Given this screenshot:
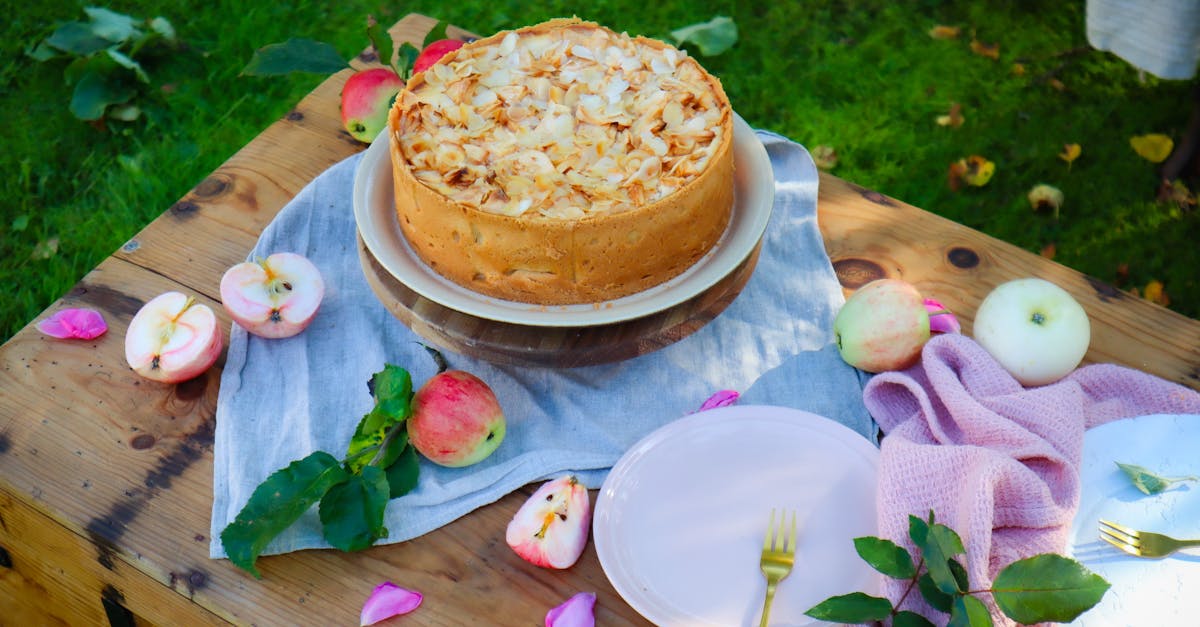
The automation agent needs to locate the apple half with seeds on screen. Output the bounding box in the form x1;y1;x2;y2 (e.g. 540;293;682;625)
220;252;324;338
505;475;590;569
125;291;223;383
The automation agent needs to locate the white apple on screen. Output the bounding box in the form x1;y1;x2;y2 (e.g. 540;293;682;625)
972;278;1091;386
220;252;324;338
125;291;223;383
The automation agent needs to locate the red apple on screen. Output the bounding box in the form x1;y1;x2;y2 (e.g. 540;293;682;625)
407;370;506;467
506;475;590;569
125;291;223;383
413;39;465;74
341;67;403;143
220;252;324;338
833;278;931;372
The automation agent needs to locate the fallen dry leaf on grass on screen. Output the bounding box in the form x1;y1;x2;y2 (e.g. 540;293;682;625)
1142;280;1170;306
1130;134;1174;163
811;145;838;170
1040;243;1057;259
948;155;995;190
929;25;961;40
1028;183;1064;218
1059;143;1081;168
1159;179;1197;209
970;38;1000;60
1011;63;1026;76
936;103;964;128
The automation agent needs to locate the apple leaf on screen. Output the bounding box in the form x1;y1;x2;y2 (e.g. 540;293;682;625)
384;442;420;498
669;16;738;56
242;38;350;76
319;465;391;552
423;21;451;48
348;365;413;472
1130;134;1174;163
894;611;937;627
1115;461;1195;494
910;514;966;595
949;594;992;627
220;451;351;578
805;592;893;622
854;536;917;579
918;571;954;612
366;16;394;73
992;554;1110;624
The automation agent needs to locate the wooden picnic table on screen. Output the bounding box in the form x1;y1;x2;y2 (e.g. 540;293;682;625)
1;13;1197;626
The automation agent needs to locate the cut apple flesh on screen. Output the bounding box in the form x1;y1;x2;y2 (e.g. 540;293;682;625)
125;291;223;383
220;253;323;338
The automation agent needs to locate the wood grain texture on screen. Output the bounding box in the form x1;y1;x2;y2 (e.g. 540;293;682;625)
0;11;1197;627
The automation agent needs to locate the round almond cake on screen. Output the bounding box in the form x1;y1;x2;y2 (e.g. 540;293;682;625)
387;18;734;305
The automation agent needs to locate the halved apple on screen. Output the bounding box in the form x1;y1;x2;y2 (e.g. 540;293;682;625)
505;475;591;569
220;252;324;338
125;291;223;383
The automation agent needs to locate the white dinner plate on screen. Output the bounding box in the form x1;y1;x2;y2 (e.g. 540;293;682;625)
1068;413;1200;625
593;405;881;626
352;113;774;327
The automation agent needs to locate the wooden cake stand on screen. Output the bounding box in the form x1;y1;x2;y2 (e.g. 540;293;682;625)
358;235;762;368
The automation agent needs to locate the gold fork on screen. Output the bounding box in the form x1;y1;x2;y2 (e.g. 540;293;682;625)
1099;519;1200;558
759;508;798;627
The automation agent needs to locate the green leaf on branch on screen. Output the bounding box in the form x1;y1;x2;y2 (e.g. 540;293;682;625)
669;16;738;56
366;16;394;74
1116;461;1199;495
918;571;954;612
319;465;391;551
948;595;992;627
910;514;966;595
348;365;413;471
423;21;450;48
805;592;893;622
384;442;420;498
894;611;937;627
220;451;351;578
854;536;916;579
992;554;1111;624
242;38;350;76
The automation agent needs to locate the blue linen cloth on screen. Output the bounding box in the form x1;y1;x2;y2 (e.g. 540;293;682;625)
209;131;875;559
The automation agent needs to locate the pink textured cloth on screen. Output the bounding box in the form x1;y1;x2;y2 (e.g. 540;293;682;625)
863;333;1200;622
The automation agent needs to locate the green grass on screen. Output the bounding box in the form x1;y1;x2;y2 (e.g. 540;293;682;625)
3;1;1197;343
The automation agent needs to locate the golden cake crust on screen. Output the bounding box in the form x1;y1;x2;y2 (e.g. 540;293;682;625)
387;18;734;305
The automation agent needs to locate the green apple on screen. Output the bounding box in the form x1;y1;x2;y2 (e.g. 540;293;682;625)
972;278;1091;386
833;278;931;373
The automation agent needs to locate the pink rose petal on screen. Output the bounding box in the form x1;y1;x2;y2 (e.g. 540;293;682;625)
697;389;739;412
546;592;596;627
37;308;108;340
360;582;422;626
923;298;961;334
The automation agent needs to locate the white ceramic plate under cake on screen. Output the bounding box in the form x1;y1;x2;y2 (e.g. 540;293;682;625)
1068;413;1200;625
593;405;881;626
352;113;774;328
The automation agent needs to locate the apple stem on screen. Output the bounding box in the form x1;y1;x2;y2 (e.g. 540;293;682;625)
367;422;406;468
418;343;449;373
